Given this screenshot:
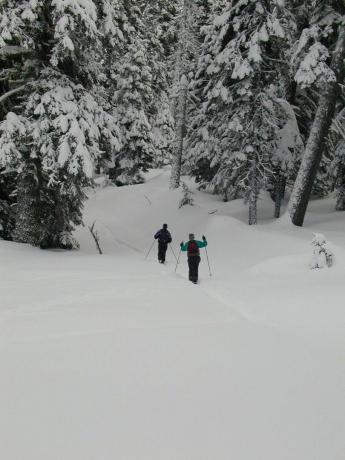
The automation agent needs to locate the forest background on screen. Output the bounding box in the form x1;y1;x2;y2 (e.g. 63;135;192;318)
1;0;345;248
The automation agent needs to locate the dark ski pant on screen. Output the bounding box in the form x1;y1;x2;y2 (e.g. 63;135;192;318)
158;242;168;262
188;256;200;282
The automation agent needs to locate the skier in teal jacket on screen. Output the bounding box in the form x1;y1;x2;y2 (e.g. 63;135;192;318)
180;234;207;283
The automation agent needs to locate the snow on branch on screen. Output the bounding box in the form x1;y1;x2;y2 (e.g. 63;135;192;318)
0;85;26;104
0;46;31;57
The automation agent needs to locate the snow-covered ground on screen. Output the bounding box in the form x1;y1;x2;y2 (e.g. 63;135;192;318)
1;169;345;460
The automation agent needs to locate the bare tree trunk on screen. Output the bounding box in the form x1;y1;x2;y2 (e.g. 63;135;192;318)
170;48;182;122
13;172;40;245
289;26;345;226
170;75;188;189
274;174;286;218
335;166;345;210
248;162;258;225
169;0;195;189
248;191;258;225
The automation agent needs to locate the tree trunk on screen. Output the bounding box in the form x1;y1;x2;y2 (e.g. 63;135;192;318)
169;0;194;189
289;26;345;226
248;162;258;225
248;190;258;225
335;166;345;210
13;172;40;245
274;174;286;218
170;75;188;189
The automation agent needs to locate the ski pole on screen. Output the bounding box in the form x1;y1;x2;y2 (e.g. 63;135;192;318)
174;248;182;273
169;244;178;262
204;246;212;277
145;239;155;260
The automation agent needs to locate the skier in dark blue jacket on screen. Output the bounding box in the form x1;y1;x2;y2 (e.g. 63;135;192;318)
154;223;172;263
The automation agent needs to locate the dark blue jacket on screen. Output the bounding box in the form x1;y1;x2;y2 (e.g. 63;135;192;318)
154;228;172;244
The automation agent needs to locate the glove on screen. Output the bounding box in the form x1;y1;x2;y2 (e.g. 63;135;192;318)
180;241;184;247
202;235;206;241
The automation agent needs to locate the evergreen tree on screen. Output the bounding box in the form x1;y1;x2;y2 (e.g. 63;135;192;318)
0;0;120;247
140;0;178;165
188;0;303;223
328;104;345;210
112;37;155;185
289;0;345;226
151;93;175;167
107;1;176;184
169;0;213;189
0;44;32;239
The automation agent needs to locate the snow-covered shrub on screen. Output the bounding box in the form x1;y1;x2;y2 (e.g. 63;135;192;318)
310;233;333;269
179;182;194;208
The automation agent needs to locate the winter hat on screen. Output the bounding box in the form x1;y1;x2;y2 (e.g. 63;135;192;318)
163;223;168;229
189;233;195;240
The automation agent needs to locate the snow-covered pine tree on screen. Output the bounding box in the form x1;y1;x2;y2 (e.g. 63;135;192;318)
0;1;38;240
0;0;120;247
179;182;194;208
169;0;213;189
289;0;345;226
111;36;154;185
310;233;333;269
270;99;304;218
184;1;226;192
107;2;175;185
138;0;178;166
328;104;345;210
151;93;175;167
142;0;179;61
188;0;302;224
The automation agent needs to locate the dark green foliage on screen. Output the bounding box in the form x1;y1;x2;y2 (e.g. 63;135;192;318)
0;169;16;240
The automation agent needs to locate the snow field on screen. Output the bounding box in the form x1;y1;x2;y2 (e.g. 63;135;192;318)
0;169;345;460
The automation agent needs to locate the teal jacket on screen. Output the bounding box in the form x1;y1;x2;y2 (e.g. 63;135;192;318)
181;240;207;252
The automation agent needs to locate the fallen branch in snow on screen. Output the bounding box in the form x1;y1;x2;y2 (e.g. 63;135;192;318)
88;221;103;255
208;209;218;215
144;195;152;205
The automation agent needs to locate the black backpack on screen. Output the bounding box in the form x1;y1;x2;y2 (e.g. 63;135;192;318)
159;229;171;244
188;240;199;256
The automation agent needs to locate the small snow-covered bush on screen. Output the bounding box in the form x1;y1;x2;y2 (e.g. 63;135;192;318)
179;182;194;208
310;233;333;269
